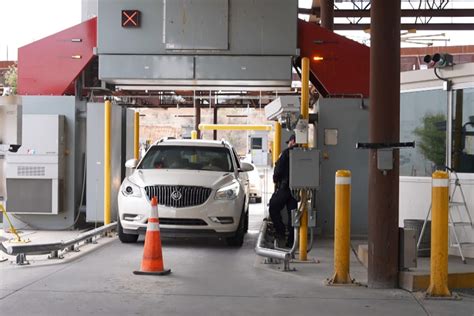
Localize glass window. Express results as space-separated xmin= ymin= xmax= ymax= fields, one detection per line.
xmin=251 ymin=138 xmax=263 ymax=150
xmin=138 ymin=145 xmax=234 ymax=172
xmin=452 ymin=88 xmax=474 ymax=173
xmin=400 ymin=89 xmax=447 ymax=176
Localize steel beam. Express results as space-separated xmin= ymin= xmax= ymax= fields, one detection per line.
xmin=120 ymin=103 xmax=273 ymax=109
xmin=368 ymin=0 xmax=400 ymax=289
xmin=299 ymin=8 xmax=474 ymax=18
xmin=333 ymin=23 xmax=474 ymax=31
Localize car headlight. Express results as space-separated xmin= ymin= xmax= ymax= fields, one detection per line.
xmin=121 ymin=178 xmax=142 ymax=198
xmin=215 ymin=180 xmax=240 ymax=200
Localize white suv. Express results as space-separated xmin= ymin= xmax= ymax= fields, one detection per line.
xmin=117 ymin=139 xmax=253 ymax=246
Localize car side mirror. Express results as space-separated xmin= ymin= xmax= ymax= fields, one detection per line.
xmin=239 ymin=162 xmax=254 ymax=172
xmin=125 ymin=159 xmax=138 ymax=169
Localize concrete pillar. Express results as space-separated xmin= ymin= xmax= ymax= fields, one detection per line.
xmin=320 ymin=0 xmax=334 ymax=31
xmin=368 ymin=0 xmax=401 ymax=288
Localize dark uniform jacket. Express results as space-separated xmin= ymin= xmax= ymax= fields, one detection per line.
xmin=273 ymin=146 xmax=293 ymax=187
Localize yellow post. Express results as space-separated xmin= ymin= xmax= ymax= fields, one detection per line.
xmin=427 ymin=171 xmax=451 ymax=297
xmin=104 ymin=99 xmax=111 ymax=225
xmin=273 ymin=122 xmax=281 ymax=166
xmin=190 ymin=130 xmax=198 ymax=162
xmin=299 ymin=56 xmax=310 ymax=261
xmin=329 ymin=170 xmax=352 ymax=284
xmin=134 ymin=111 xmax=140 ymax=160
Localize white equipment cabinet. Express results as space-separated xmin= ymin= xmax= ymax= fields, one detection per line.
xmin=6 ymin=115 xmax=65 ymax=215
xmin=249 ymin=132 xmax=269 ymax=166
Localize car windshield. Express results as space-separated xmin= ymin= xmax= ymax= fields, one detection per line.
xmin=138 ymin=145 xmax=234 ymax=172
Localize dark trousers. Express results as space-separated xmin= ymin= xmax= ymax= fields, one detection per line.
xmin=269 ymin=185 xmax=298 ymax=244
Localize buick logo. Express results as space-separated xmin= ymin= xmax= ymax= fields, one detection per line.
xmin=170 ymin=190 xmax=182 ymax=201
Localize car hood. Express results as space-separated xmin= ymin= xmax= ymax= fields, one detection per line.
xmin=128 ymin=169 xmax=236 ymax=189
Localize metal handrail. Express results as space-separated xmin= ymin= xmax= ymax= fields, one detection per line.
xmin=0 ymin=223 xmax=117 ymax=265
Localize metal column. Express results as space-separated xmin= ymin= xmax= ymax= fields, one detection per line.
xmin=104 ymin=99 xmax=111 ymax=225
xmin=320 ymin=0 xmax=334 ymax=31
xmin=368 ymin=0 xmax=401 ymax=288
xmin=299 ymin=57 xmax=310 ymax=261
xmin=446 ymin=89 xmax=454 ymax=169
xmin=134 ymin=111 xmax=140 ymax=160
xmin=213 ymin=103 xmax=218 ymax=141
xmin=195 ymin=93 xmax=201 ymax=139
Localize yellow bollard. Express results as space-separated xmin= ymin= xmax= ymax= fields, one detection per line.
xmin=104 ymin=99 xmax=111 ymax=225
xmin=299 ymin=191 xmax=308 ymax=261
xmin=191 ymin=130 xmax=198 ymax=140
xmin=328 ymin=170 xmax=352 ymax=284
xmin=134 ymin=111 xmax=140 ymax=160
xmin=273 ymin=122 xmax=281 ymax=167
xmin=427 ymin=171 xmax=451 ymax=297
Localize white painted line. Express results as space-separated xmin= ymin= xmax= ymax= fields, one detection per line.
xmin=335 ymin=177 xmax=351 ymax=185
xmin=432 ymin=179 xmax=449 ymax=187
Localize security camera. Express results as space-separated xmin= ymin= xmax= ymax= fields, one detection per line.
xmin=265 ymin=96 xmax=301 ymax=121
xmin=423 ymin=53 xmax=453 ymax=68
xmin=8 ymin=144 xmax=21 ymax=153
xmin=423 ymin=54 xmax=432 ymax=64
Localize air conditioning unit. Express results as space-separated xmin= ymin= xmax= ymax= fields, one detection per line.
xmin=6 ymin=115 xmax=65 ymax=215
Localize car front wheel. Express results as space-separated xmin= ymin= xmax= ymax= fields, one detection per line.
xmin=118 ymin=218 xmax=139 ymax=243
xmin=226 ymin=210 xmax=245 ymax=247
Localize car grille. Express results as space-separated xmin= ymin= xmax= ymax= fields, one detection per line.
xmin=158 ymin=218 xmax=208 ymax=226
xmin=144 ymin=185 xmax=212 ymax=208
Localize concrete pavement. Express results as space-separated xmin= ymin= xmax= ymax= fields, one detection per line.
xmin=1 ymin=203 xmax=473 ymax=315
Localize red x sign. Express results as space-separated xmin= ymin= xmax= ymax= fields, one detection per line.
xmin=122 ymin=10 xmax=140 ymax=28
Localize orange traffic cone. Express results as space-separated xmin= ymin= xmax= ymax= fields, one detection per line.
xmin=133 ymin=196 xmax=171 ymax=276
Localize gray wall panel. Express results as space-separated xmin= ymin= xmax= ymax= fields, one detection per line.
xmin=165 ymin=0 xmax=228 ymax=50
xmin=317 ymin=98 xmax=369 ymax=237
xmin=86 ymin=103 xmax=123 ymax=223
xmin=98 ymin=0 xmax=164 ymax=55
xmin=98 ymin=0 xmax=297 ymax=56
xmin=195 ymin=56 xmax=292 ymax=81
xmin=126 ymin=109 xmax=135 ymax=162
xmin=99 ymin=55 xmax=194 ymax=80
xmin=229 ymin=0 xmax=298 ymax=55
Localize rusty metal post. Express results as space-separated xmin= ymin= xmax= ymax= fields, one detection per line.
xmin=320 ymin=0 xmax=334 ymax=31
xmin=195 ymin=93 xmax=201 ymax=139
xmin=368 ymin=0 xmax=401 ymax=288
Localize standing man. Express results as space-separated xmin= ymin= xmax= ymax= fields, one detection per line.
xmin=269 ymin=134 xmax=298 ymax=247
